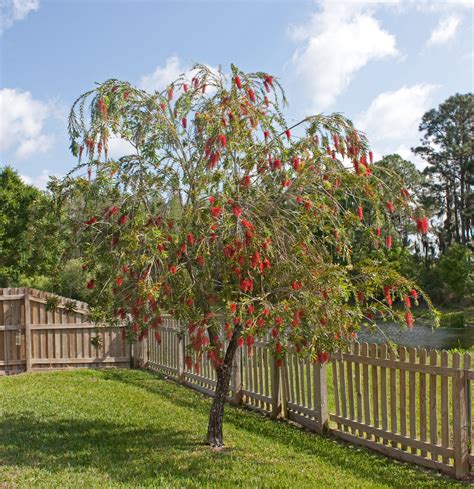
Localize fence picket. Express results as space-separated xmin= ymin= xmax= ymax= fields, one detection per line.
xmin=429 ymin=350 xmax=438 ymax=461
xmin=419 ymin=349 xmax=427 ymax=457
xmin=370 ymin=343 xmax=379 ymax=442
xmin=399 ymin=347 xmax=407 ymax=451
xmin=362 ymin=343 xmax=371 ymax=437
xmin=380 ymin=344 xmax=388 ymax=445
xmin=408 ymin=348 xmax=417 ymax=454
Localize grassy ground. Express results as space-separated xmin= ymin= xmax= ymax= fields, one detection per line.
xmin=0 ymin=369 xmax=466 ymax=488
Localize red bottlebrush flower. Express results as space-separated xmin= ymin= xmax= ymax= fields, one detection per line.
xmin=183 ymin=83 xmax=188 ymax=93
xmin=185 ymin=355 xmax=193 ymax=370
xmin=384 ymin=286 xmax=393 ymax=306
xmin=122 ymin=265 xmax=129 ymax=273
xmin=292 ymin=280 xmax=302 ymax=290
xmin=167 ymin=86 xmax=173 ymax=101
xmin=211 ymin=206 xmax=222 ymax=218
xmin=282 ymin=179 xmax=291 ymax=188
xmin=230 ymin=303 xmax=237 ymax=314
xmin=234 ymin=76 xmax=242 ymax=89
xmin=357 ymin=206 xmax=363 ymax=222
xmin=276 ymin=359 xmax=284 ymax=368
xmin=422 ymin=216 xmax=429 ymax=235
xmin=132 ymin=322 xmax=139 ymax=333
xmin=181 ymin=117 xmax=187 ymax=129
xmin=263 ymin=130 xmax=269 ymax=140
xmin=410 ymin=289 xmax=418 ymax=300
xmin=357 ymin=291 xmax=364 ymax=303
xmin=247 ymin=88 xmax=256 ymax=103
xmin=293 ymin=157 xmax=300 ymax=171
xmin=404 ymin=295 xmax=411 ymax=308
xmin=275 ymin=317 xmax=283 ymax=327
xmin=157 ymin=243 xmax=165 ymax=253
xmin=116 ymin=276 xmax=123 ymax=287
xmin=232 ymin=206 xmax=243 ymax=218
xmin=275 ymin=342 xmax=283 ymax=353
xmin=285 ymin=129 xmax=291 ymax=141
xmin=248 ymin=304 xmax=254 ymax=314
xmin=202 ymin=83 xmax=207 ymax=94
xmin=118 ymin=214 xmax=127 ymax=225
xmin=160 ymin=102 xmax=166 ymax=111
xmin=194 ymin=362 xmax=201 ymax=374
xmin=376 ymin=227 xmax=381 ymax=237
xmin=86 ymin=279 xmax=95 ymax=289
xmin=251 ymin=250 xmax=260 ymax=269
xmin=218 ymin=134 xmax=227 ymax=148
xmin=186 ymin=298 xmax=194 ymax=307
xmin=240 ymin=278 xmax=254 ymax=293
xmin=271 ymin=327 xmax=279 ymax=339
xmin=333 ymin=134 xmax=340 ymax=150
xmin=385 ymin=235 xmax=392 ymax=249
xmin=242 ymin=175 xmax=251 ymax=187
xmin=406 ymin=311 xmax=414 ymax=328
xmin=401 ymin=188 xmax=410 ymax=199
xmin=264 ymin=96 xmax=269 ymax=108
xmin=369 ymin=151 xmax=373 ymax=164
xmin=238 ymin=337 xmax=244 ymax=348
xmin=273 ymin=159 xmax=282 ymax=170
xmin=154 ymin=330 xmax=162 ymax=344
xmin=209 ymin=196 xmax=215 ymax=204
xmin=241 ymin=219 xmax=254 ymax=230
xmin=85 ymin=216 xmax=97 ymax=226
xmin=169 ymin=265 xmax=177 ymax=274
xmin=264 ymin=75 xmax=273 ymax=87
xmin=387 ymin=201 xmax=395 ymax=213
xmin=223 ymin=244 xmax=235 ymax=259
xmin=196 ymin=255 xmax=205 ymax=266
xmin=246 ymin=335 xmax=254 ymax=347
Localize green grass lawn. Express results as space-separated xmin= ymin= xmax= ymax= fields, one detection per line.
xmin=0 ymin=369 xmax=465 ymax=488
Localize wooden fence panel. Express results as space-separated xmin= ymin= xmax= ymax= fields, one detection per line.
xmin=0 ymin=288 xmax=129 ymax=374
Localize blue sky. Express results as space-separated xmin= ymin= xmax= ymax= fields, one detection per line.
xmin=0 ymin=0 xmax=472 ymax=188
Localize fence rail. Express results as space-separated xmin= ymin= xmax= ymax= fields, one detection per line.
xmin=0 ymin=288 xmax=130 ymax=373
xmin=133 ymin=317 xmax=473 ymax=480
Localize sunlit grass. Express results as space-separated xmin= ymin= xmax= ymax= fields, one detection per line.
xmin=0 ymin=368 xmax=464 ymax=488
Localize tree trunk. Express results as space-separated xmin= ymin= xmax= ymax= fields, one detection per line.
xmin=206 ymin=323 xmax=242 ymax=447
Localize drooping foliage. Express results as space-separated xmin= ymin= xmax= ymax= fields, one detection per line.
xmin=62 ymin=64 xmax=435 ymax=444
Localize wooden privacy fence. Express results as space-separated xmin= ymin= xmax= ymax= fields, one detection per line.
xmin=0 ymin=288 xmax=130 ymax=374
xmin=133 ymin=317 xmax=474 ymax=480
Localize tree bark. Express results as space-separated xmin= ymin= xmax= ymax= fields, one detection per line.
xmin=206 ymin=323 xmax=242 ymax=447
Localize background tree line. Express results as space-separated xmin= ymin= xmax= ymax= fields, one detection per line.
xmin=1 ymin=92 xmax=472 ymax=309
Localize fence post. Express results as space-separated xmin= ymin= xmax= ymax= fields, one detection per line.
xmin=270 ymin=356 xmax=280 ymax=418
xmin=280 ymin=361 xmax=289 ymax=419
xmin=314 ymin=362 xmax=329 ymax=433
xmin=24 ymin=288 xmax=32 ymax=372
xmin=142 ymin=335 xmax=149 ymax=368
xmin=177 ymin=332 xmax=185 ymax=381
xmin=452 ymin=352 xmax=469 ymax=479
xmin=231 ymin=348 xmax=243 ymax=405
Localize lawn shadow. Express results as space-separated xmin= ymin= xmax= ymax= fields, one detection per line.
xmin=0 ymin=413 xmax=236 ymax=486
xmin=98 ymin=368 xmax=463 ymax=488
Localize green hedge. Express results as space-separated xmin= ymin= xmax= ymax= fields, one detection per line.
xmin=440 ymin=312 xmax=465 ymax=328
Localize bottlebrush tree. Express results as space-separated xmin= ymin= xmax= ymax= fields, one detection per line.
xmin=64 ymin=64 xmax=436 ymax=447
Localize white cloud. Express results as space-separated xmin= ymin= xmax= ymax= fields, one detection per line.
xmin=20 ymin=168 xmax=60 ymax=190
xmin=0 ymin=0 xmax=39 ymax=32
xmin=426 ymin=15 xmax=461 ymax=46
xmin=0 ymin=88 xmax=54 ymax=159
xmin=138 ymin=55 xmax=183 ymax=93
xmin=289 ymin=1 xmax=399 ymax=112
xmin=139 ymin=55 xmax=223 ymax=94
xmin=107 ymin=134 xmax=136 ymax=159
xmin=356 ymin=84 xmax=439 ymax=168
